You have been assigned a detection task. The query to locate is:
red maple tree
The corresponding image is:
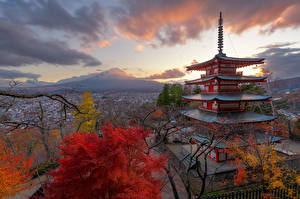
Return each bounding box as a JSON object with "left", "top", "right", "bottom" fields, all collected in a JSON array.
[{"left": 43, "top": 124, "right": 166, "bottom": 199}]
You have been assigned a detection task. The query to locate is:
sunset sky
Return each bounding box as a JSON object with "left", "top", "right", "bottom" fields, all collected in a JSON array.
[{"left": 0, "top": 0, "right": 300, "bottom": 85}]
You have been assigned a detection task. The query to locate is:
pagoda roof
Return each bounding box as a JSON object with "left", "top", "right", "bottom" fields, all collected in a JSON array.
[
  {"left": 182, "top": 93, "right": 271, "bottom": 102},
  {"left": 187, "top": 54, "right": 264, "bottom": 71},
  {"left": 181, "top": 109, "right": 275, "bottom": 124},
  {"left": 191, "top": 133, "right": 282, "bottom": 149},
  {"left": 185, "top": 75, "right": 267, "bottom": 85}
]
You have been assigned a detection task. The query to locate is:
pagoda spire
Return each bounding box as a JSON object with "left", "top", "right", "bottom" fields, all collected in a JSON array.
[{"left": 218, "top": 12, "right": 224, "bottom": 54}]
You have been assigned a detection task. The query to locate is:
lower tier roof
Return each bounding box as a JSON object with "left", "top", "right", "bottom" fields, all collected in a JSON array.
[
  {"left": 182, "top": 93, "right": 271, "bottom": 101},
  {"left": 185, "top": 75, "right": 267, "bottom": 85},
  {"left": 181, "top": 109, "right": 275, "bottom": 124},
  {"left": 191, "top": 133, "right": 282, "bottom": 149}
]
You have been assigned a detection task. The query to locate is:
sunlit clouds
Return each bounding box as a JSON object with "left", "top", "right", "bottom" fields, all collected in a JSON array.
[
  {"left": 98, "top": 40, "right": 111, "bottom": 48},
  {"left": 115, "top": 0, "right": 300, "bottom": 46},
  {"left": 0, "top": 0, "right": 299, "bottom": 83},
  {"left": 135, "top": 45, "right": 144, "bottom": 52},
  {"left": 145, "top": 68, "right": 186, "bottom": 80}
]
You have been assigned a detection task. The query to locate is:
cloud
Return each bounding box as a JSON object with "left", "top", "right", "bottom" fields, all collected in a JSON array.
[
  {"left": 145, "top": 68, "right": 185, "bottom": 79},
  {"left": 258, "top": 42, "right": 297, "bottom": 49},
  {"left": 135, "top": 45, "right": 144, "bottom": 52},
  {"left": 98, "top": 40, "right": 111, "bottom": 48},
  {"left": 255, "top": 43, "right": 300, "bottom": 79},
  {"left": 0, "top": 69, "right": 40, "bottom": 80},
  {"left": 0, "top": 0, "right": 107, "bottom": 44},
  {"left": 0, "top": 19, "right": 101, "bottom": 67},
  {"left": 114, "top": 0, "right": 300, "bottom": 46}
]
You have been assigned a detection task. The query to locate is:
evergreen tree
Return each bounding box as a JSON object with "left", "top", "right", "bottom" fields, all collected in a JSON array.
[
  {"left": 169, "top": 84, "right": 183, "bottom": 106},
  {"left": 239, "top": 83, "right": 266, "bottom": 95},
  {"left": 157, "top": 84, "right": 170, "bottom": 106}
]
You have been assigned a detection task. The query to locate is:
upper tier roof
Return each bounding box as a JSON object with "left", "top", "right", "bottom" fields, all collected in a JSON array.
[
  {"left": 185, "top": 75, "right": 267, "bottom": 85},
  {"left": 181, "top": 109, "right": 275, "bottom": 124},
  {"left": 187, "top": 54, "right": 264, "bottom": 71},
  {"left": 182, "top": 93, "right": 271, "bottom": 102}
]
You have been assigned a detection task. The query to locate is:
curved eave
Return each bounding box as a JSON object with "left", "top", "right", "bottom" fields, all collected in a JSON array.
[
  {"left": 182, "top": 93, "right": 272, "bottom": 102},
  {"left": 186, "top": 55, "right": 265, "bottom": 71},
  {"left": 185, "top": 75, "right": 267, "bottom": 85},
  {"left": 181, "top": 109, "right": 275, "bottom": 124},
  {"left": 186, "top": 58, "right": 216, "bottom": 71}
]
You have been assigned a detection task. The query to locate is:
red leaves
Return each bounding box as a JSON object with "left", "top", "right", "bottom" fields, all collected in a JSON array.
[
  {"left": 0, "top": 141, "right": 33, "bottom": 198},
  {"left": 43, "top": 124, "right": 166, "bottom": 199}
]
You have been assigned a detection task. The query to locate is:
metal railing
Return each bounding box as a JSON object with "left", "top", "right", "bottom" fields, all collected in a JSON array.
[{"left": 201, "top": 184, "right": 299, "bottom": 199}]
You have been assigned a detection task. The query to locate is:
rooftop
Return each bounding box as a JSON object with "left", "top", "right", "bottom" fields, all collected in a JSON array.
[
  {"left": 182, "top": 93, "right": 271, "bottom": 102},
  {"left": 181, "top": 109, "right": 275, "bottom": 123},
  {"left": 185, "top": 75, "right": 267, "bottom": 85},
  {"left": 186, "top": 54, "right": 265, "bottom": 71}
]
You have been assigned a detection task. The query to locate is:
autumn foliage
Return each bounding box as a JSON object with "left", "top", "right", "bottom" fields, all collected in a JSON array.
[
  {"left": 0, "top": 141, "right": 33, "bottom": 199},
  {"left": 228, "top": 136, "right": 300, "bottom": 198},
  {"left": 73, "top": 92, "right": 101, "bottom": 133},
  {"left": 43, "top": 124, "right": 166, "bottom": 199}
]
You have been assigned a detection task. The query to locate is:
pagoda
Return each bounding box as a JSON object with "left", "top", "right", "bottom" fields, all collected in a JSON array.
[
  {"left": 182, "top": 12, "right": 275, "bottom": 124},
  {"left": 181, "top": 13, "right": 276, "bottom": 162}
]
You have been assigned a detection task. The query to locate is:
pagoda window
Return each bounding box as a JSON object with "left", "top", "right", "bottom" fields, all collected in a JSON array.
[
  {"left": 203, "top": 102, "right": 207, "bottom": 108},
  {"left": 214, "top": 68, "right": 218, "bottom": 74},
  {"left": 212, "top": 101, "right": 218, "bottom": 110},
  {"left": 205, "top": 86, "right": 209, "bottom": 91},
  {"left": 219, "top": 103, "right": 239, "bottom": 110},
  {"left": 218, "top": 152, "right": 226, "bottom": 161},
  {"left": 213, "top": 85, "right": 218, "bottom": 92},
  {"left": 220, "top": 67, "right": 235, "bottom": 73},
  {"left": 220, "top": 81, "right": 236, "bottom": 84},
  {"left": 220, "top": 64, "right": 234, "bottom": 67},
  {"left": 220, "top": 85, "right": 237, "bottom": 90},
  {"left": 212, "top": 65, "right": 218, "bottom": 68}
]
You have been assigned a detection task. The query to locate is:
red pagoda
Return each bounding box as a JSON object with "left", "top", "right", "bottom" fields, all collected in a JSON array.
[
  {"left": 181, "top": 13, "right": 276, "bottom": 162},
  {"left": 182, "top": 12, "right": 275, "bottom": 124}
]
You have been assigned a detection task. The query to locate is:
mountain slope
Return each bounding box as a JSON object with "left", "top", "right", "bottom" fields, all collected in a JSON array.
[
  {"left": 47, "top": 68, "right": 163, "bottom": 92},
  {"left": 270, "top": 76, "right": 300, "bottom": 93}
]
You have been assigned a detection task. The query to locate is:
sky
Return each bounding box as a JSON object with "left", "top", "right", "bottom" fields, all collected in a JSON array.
[{"left": 0, "top": 0, "right": 300, "bottom": 85}]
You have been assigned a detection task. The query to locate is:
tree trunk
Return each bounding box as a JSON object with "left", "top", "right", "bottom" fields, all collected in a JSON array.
[
  {"left": 40, "top": 129, "right": 51, "bottom": 160},
  {"left": 165, "top": 166, "right": 180, "bottom": 199}
]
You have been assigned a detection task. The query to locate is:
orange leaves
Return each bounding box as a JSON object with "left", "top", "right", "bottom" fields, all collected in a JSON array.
[
  {"left": 43, "top": 124, "right": 166, "bottom": 199},
  {"left": 0, "top": 141, "right": 33, "bottom": 198},
  {"left": 255, "top": 120, "right": 289, "bottom": 138},
  {"left": 153, "top": 109, "right": 163, "bottom": 117},
  {"left": 234, "top": 167, "right": 247, "bottom": 185}
]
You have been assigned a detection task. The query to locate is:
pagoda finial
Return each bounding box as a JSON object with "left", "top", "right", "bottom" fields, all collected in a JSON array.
[{"left": 218, "top": 12, "right": 224, "bottom": 54}]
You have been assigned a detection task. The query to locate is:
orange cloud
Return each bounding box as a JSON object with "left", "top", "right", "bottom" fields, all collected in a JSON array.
[
  {"left": 145, "top": 68, "right": 186, "bottom": 79},
  {"left": 114, "top": 0, "right": 300, "bottom": 46},
  {"left": 135, "top": 45, "right": 144, "bottom": 52},
  {"left": 98, "top": 40, "right": 111, "bottom": 48}
]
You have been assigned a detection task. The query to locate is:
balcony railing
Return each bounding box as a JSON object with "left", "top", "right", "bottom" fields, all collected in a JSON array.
[
  {"left": 201, "top": 71, "right": 243, "bottom": 78},
  {"left": 199, "top": 89, "right": 242, "bottom": 93}
]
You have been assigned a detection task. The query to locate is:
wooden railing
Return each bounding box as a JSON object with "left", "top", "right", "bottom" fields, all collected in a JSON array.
[{"left": 200, "top": 71, "right": 243, "bottom": 78}]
